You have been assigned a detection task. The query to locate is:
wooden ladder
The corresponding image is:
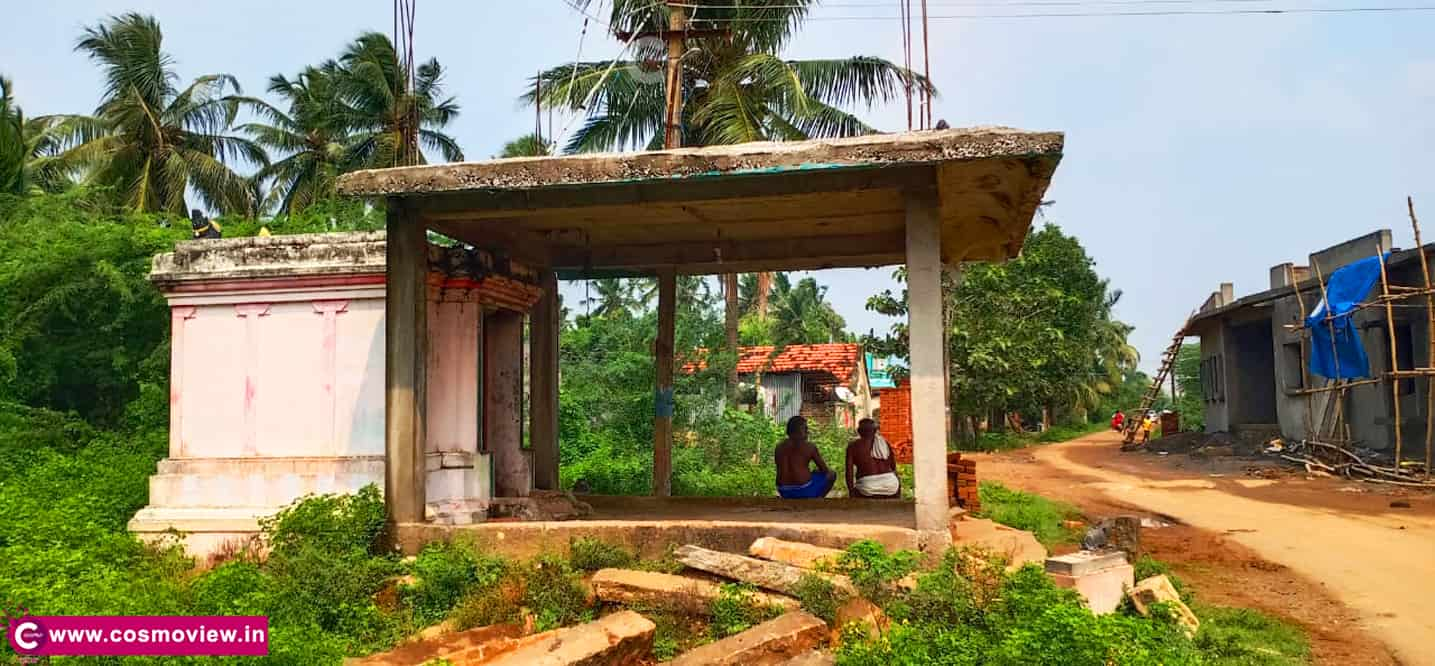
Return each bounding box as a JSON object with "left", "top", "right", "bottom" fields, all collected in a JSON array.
[{"left": 1122, "top": 318, "right": 1191, "bottom": 448}]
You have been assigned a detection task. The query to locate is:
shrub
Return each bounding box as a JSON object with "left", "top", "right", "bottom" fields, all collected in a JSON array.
[
  {"left": 709, "top": 583, "right": 781, "bottom": 639},
  {"left": 524, "top": 556, "right": 594, "bottom": 632},
  {"left": 404, "top": 541, "right": 508, "bottom": 625},
  {"left": 794, "top": 572, "right": 847, "bottom": 624},
  {"left": 836, "top": 541, "right": 919, "bottom": 609},
  {"left": 568, "top": 537, "right": 636, "bottom": 571},
  {"left": 451, "top": 578, "right": 526, "bottom": 630}
]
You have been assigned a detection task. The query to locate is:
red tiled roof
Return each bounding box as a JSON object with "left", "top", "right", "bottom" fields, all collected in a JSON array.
[{"left": 737, "top": 343, "right": 862, "bottom": 383}]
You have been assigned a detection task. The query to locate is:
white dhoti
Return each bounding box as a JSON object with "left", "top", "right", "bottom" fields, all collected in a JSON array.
[{"left": 854, "top": 471, "right": 900, "bottom": 497}]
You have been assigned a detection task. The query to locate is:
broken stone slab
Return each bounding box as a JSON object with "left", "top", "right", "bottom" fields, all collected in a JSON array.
[
  {"left": 830, "top": 597, "right": 889, "bottom": 644},
  {"left": 485, "top": 610, "right": 655, "bottom": 666},
  {"left": 950, "top": 517, "right": 1047, "bottom": 570},
  {"left": 347, "top": 622, "right": 526, "bottom": 665},
  {"left": 749, "top": 537, "right": 844, "bottom": 570},
  {"left": 667, "top": 611, "right": 829, "bottom": 666},
  {"left": 591, "top": 568, "right": 801, "bottom": 614},
  {"left": 675, "top": 545, "right": 855, "bottom": 597},
  {"left": 1045, "top": 550, "right": 1129, "bottom": 577},
  {"left": 779, "top": 651, "right": 835, "bottom": 666},
  {"left": 1128, "top": 574, "right": 1201, "bottom": 636}
]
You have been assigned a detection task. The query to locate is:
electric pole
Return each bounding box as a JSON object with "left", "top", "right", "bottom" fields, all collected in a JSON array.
[{"left": 662, "top": 3, "right": 687, "bottom": 149}]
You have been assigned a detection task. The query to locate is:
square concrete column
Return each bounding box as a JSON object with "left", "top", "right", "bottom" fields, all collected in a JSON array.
[
  {"left": 485, "top": 309, "right": 530, "bottom": 497},
  {"left": 905, "top": 188, "right": 951, "bottom": 546},
  {"left": 385, "top": 198, "right": 427, "bottom": 524},
  {"left": 530, "top": 271, "right": 561, "bottom": 491}
]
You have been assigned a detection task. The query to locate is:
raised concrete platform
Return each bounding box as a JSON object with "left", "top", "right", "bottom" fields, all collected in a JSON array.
[{"left": 394, "top": 496, "right": 921, "bottom": 558}]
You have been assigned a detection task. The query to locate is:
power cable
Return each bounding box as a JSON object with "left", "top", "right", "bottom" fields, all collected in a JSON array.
[{"left": 664, "top": 4, "right": 1435, "bottom": 18}]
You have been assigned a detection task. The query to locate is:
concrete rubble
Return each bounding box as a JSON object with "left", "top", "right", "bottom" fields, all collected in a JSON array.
[
  {"left": 591, "top": 568, "right": 801, "bottom": 614},
  {"left": 675, "top": 544, "right": 857, "bottom": 597},
  {"left": 1128, "top": 574, "right": 1201, "bottom": 636},
  {"left": 347, "top": 622, "right": 528, "bottom": 665},
  {"left": 831, "top": 597, "right": 890, "bottom": 644},
  {"left": 666, "top": 611, "right": 829, "bottom": 666},
  {"left": 749, "top": 537, "right": 844, "bottom": 570}
]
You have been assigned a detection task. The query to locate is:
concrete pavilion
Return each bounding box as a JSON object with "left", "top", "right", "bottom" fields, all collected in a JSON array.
[{"left": 334, "top": 127, "right": 1063, "bottom": 549}]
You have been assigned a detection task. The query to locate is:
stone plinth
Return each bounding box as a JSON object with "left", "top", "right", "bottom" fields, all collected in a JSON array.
[{"left": 1046, "top": 551, "right": 1133, "bottom": 615}]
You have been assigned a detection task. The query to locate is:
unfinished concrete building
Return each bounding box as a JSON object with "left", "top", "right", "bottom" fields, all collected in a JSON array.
[{"left": 1188, "top": 229, "right": 1435, "bottom": 460}]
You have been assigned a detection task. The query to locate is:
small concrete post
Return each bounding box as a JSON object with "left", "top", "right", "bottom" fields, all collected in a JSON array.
[
  {"left": 654, "top": 269, "right": 677, "bottom": 497},
  {"left": 486, "top": 310, "right": 530, "bottom": 497},
  {"left": 905, "top": 188, "right": 951, "bottom": 546},
  {"left": 530, "top": 270, "right": 561, "bottom": 491},
  {"left": 385, "top": 198, "right": 428, "bottom": 524}
]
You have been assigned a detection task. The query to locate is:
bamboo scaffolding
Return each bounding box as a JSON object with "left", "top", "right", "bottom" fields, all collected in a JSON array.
[
  {"left": 1272, "top": 196, "right": 1435, "bottom": 486},
  {"left": 1412, "top": 197, "right": 1435, "bottom": 481}
]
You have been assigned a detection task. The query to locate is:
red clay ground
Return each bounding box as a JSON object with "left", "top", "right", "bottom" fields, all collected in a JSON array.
[{"left": 972, "top": 430, "right": 1435, "bottom": 666}]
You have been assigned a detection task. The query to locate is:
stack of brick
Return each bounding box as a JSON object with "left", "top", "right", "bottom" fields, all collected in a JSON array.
[
  {"left": 947, "top": 452, "right": 980, "bottom": 512},
  {"left": 878, "top": 382, "right": 914, "bottom": 464}
]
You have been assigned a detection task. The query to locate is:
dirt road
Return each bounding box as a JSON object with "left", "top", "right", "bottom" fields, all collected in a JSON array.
[{"left": 974, "top": 430, "right": 1435, "bottom": 665}]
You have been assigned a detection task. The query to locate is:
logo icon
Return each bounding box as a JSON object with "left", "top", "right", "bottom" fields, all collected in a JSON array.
[{"left": 625, "top": 35, "right": 668, "bottom": 85}]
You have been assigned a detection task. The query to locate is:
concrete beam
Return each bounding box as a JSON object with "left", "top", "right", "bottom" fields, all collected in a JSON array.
[
  {"left": 905, "top": 188, "right": 951, "bottom": 546},
  {"left": 385, "top": 199, "right": 428, "bottom": 524}
]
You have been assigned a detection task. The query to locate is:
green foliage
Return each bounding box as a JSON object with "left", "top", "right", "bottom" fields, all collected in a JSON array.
[
  {"left": 837, "top": 541, "right": 919, "bottom": 609},
  {"left": 959, "top": 422, "right": 1104, "bottom": 453},
  {"left": 976, "top": 482, "right": 1082, "bottom": 547},
  {"left": 794, "top": 572, "right": 847, "bottom": 624},
  {"left": 1132, "top": 555, "right": 1190, "bottom": 602},
  {"left": 403, "top": 541, "right": 509, "bottom": 626},
  {"left": 1175, "top": 343, "right": 1205, "bottom": 431},
  {"left": 568, "top": 537, "right": 637, "bottom": 571},
  {"left": 709, "top": 583, "right": 781, "bottom": 639},
  {"left": 524, "top": 556, "right": 595, "bottom": 632},
  {"left": 1192, "top": 604, "right": 1310, "bottom": 665}
]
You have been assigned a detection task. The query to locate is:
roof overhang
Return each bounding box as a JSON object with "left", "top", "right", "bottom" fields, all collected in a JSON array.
[{"left": 336, "top": 127, "right": 1063, "bottom": 278}]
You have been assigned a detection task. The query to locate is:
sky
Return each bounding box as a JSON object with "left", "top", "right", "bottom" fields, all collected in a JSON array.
[{"left": 4, "top": 0, "right": 1434, "bottom": 372}]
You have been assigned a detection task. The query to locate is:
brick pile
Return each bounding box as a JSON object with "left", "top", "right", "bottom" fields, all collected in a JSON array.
[
  {"left": 877, "top": 382, "right": 914, "bottom": 464},
  {"left": 947, "top": 452, "right": 980, "bottom": 512}
]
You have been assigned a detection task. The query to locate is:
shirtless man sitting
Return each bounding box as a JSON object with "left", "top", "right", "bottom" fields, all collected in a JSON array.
[
  {"left": 845, "top": 418, "right": 901, "bottom": 499},
  {"left": 774, "top": 416, "right": 835, "bottom": 499}
]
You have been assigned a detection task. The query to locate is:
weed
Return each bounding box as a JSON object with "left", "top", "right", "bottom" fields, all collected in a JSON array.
[
  {"left": 975, "top": 481, "right": 1082, "bottom": 547},
  {"left": 1193, "top": 604, "right": 1310, "bottom": 665},
  {"left": 836, "top": 541, "right": 920, "bottom": 610},
  {"left": 403, "top": 541, "right": 508, "bottom": 625},
  {"left": 568, "top": 537, "right": 637, "bottom": 571},
  {"left": 709, "top": 583, "right": 781, "bottom": 639},
  {"left": 451, "top": 578, "right": 526, "bottom": 630},
  {"left": 794, "top": 572, "right": 848, "bottom": 624},
  {"left": 1132, "top": 554, "right": 1190, "bottom": 602}
]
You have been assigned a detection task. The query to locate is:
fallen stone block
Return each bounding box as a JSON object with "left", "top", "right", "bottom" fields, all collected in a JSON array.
[
  {"left": 950, "top": 517, "right": 1047, "bottom": 570},
  {"left": 831, "top": 597, "right": 888, "bottom": 644},
  {"left": 348, "top": 622, "right": 526, "bottom": 665},
  {"left": 485, "top": 610, "right": 655, "bottom": 666},
  {"left": 749, "top": 537, "right": 844, "bottom": 570},
  {"left": 668, "top": 611, "right": 828, "bottom": 666},
  {"left": 592, "top": 568, "right": 800, "bottom": 614},
  {"left": 779, "top": 650, "right": 835, "bottom": 666},
  {"left": 676, "top": 545, "right": 855, "bottom": 597},
  {"left": 1047, "top": 552, "right": 1133, "bottom": 615},
  {"left": 1128, "top": 574, "right": 1200, "bottom": 636}
]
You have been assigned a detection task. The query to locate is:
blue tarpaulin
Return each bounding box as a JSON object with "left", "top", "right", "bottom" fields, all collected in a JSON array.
[{"left": 1306, "top": 253, "right": 1388, "bottom": 380}]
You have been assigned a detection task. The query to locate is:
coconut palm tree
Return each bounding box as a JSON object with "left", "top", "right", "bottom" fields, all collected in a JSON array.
[
  {"left": 327, "top": 32, "right": 463, "bottom": 169},
  {"left": 0, "top": 77, "right": 71, "bottom": 194},
  {"left": 52, "top": 14, "right": 267, "bottom": 215},
  {"left": 498, "top": 133, "right": 553, "bottom": 158},
  {"left": 769, "top": 274, "right": 846, "bottom": 346},
  {"left": 582, "top": 278, "right": 637, "bottom": 318},
  {"left": 240, "top": 67, "right": 353, "bottom": 213}
]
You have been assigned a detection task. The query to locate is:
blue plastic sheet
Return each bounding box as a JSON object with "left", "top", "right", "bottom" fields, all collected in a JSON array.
[{"left": 1306, "top": 254, "right": 1388, "bottom": 380}]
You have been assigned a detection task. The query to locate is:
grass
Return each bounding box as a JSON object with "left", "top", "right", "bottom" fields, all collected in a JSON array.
[
  {"left": 975, "top": 481, "right": 1083, "bottom": 547},
  {"left": 956, "top": 422, "right": 1106, "bottom": 453},
  {"left": 1193, "top": 603, "right": 1310, "bottom": 665}
]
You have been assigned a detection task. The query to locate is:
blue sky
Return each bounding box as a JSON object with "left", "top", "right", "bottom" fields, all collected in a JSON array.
[{"left": 5, "top": 1, "right": 1433, "bottom": 371}]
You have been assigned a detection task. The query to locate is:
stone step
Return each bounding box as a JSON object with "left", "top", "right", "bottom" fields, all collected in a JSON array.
[
  {"left": 675, "top": 545, "right": 855, "bottom": 597},
  {"left": 157, "top": 456, "right": 385, "bottom": 475},
  {"left": 748, "top": 538, "right": 844, "bottom": 570},
  {"left": 147, "top": 471, "right": 381, "bottom": 508}
]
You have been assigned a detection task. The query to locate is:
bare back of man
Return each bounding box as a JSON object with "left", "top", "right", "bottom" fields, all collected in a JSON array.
[
  {"left": 846, "top": 419, "right": 900, "bottom": 498},
  {"left": 774, "top": 416, "right": 835, "bottom": 499}
]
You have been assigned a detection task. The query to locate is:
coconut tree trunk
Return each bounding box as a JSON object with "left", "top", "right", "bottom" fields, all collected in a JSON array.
[
  {"left": 724, "top": 273, "right": 740, "bottom": 399},
  {"left": 756, "top": 272, "right": 773, "bottom": 317}
]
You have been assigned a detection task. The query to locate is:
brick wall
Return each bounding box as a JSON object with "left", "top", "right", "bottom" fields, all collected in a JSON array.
[{"left": 878, "top": 382, "right": 914, "bottom": 464}]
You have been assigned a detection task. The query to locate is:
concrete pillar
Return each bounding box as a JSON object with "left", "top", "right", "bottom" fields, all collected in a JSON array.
[
  {"left": 905, "top": 188, "right": 951, "bottom": 546},
  {"left": 530, "top": 271, "right": 561, "bottom": 491},
  {"left": 385, "top": 198, "right": 427, "bottom": 524},
  {"left": 653, "top": 269, "right": 676, "bottom": 497},
  {"left": 486, "top": 309, "right": 530, "bottom": 497}
]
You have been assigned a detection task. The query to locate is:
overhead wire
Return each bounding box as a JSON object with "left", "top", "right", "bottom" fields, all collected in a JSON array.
[{"left": 665, "top": 0, "right": 1435, "bottom": 17}]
